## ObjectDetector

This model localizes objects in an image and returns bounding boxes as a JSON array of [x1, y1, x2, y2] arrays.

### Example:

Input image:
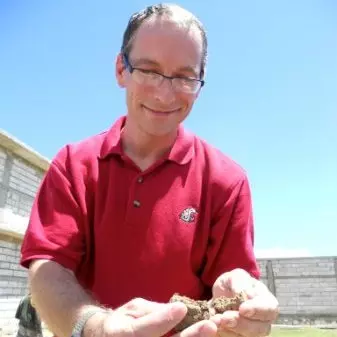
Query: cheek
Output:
[[125, 84, 141, 108], [127, 82, 153, 106], [178, 93, 196, 111]]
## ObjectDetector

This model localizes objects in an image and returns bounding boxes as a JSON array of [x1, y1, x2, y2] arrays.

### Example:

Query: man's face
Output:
[[116, 16, 204, 137]]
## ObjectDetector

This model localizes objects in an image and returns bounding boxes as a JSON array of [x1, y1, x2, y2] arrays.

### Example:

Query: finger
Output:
[[244, 279, 271, 299], [131, 302, 187, 337], [218, 311, 272, 337], [209, 315, 238, 337], [239, 295, 279, 321], [209, 316, 239, 337], [228, 269, 256, 296], [117, 298, 168, 318], [213, 269, 256, 298], [172, 320, 218, 337]]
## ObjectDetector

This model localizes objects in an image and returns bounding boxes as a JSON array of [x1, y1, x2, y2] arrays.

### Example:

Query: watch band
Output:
[[71, 308, 107, 337]]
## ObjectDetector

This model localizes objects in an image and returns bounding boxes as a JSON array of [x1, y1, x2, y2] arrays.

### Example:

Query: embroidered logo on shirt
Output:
[[180, 207, 198, 223]]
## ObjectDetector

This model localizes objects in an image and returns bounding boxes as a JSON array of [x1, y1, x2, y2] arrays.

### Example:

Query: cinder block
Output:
[[6, 256, 18, 263], [0, 241, 16, 249], [0, 269, 13, 276], [0, 262, 10, 269], [9, 263, 19, 270]]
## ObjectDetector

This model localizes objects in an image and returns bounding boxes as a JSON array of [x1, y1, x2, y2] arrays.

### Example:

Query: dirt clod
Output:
[[169, 294, 211, 331], [169, 292, 247, 332], [211, 292, 247, 314]]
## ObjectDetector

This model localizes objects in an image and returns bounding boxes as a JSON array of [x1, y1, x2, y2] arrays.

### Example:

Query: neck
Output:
[[121, 118, 178, 165]]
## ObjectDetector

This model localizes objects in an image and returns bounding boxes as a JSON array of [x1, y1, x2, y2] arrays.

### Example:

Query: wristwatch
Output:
[[71, 308, 107, 337]]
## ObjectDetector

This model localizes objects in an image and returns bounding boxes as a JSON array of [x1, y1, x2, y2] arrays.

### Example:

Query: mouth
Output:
[[142, 105, 180, 116]]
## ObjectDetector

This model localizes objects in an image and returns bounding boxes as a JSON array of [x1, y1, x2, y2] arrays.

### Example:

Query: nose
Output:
[[153, 77, 176, 105]]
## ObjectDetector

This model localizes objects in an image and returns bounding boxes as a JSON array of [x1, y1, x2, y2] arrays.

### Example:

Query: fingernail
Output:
[[244, 308, 255, 318], [222, 318, 237, 328]]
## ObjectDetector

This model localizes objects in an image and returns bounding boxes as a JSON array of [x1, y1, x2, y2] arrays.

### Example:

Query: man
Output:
[[20, 3, 279, 337]]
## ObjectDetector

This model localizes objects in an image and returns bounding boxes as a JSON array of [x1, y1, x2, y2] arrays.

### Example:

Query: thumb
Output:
[[132, 302, 187, 337], [212, 269, 256, 299]]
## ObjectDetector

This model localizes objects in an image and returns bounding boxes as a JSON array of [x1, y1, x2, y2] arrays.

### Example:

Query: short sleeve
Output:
[[201, 175, 260, 287], [20, 147, 86, 272]]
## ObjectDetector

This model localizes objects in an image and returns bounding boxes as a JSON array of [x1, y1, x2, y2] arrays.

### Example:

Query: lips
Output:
[[142, 105, 180, 115]]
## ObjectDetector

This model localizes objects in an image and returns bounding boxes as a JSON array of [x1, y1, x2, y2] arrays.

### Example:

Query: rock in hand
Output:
[[169, 292, 247, 332]]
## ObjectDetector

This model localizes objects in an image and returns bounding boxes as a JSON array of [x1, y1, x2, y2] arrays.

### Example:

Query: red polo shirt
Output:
[[20, 116, 260, 308]]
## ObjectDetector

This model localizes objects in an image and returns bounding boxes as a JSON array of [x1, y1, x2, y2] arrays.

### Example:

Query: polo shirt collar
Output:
[[167, 125, 194, 165], [99, 115, 194, 165], [99, 116, 125, 159]]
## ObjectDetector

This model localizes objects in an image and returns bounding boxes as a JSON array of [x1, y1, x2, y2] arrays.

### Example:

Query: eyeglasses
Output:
[[122, 54, 204, 94]]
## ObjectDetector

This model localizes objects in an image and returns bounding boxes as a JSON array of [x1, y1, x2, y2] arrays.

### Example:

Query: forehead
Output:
[[129, 15, 203, 71]]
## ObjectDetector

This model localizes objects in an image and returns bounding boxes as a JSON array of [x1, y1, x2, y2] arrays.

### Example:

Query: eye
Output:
[[176, 73, 198, 81], [181, 77, 195, 84], [177, 77, 196, 87], [138, 69, 160, 80]]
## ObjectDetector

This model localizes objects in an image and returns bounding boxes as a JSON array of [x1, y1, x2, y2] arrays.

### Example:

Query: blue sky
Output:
[[1, 1, 336, 257]]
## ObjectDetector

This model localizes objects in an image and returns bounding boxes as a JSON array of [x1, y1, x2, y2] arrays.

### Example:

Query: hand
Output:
[[211, 269, 279, 337], [85, 298, 219, 337]]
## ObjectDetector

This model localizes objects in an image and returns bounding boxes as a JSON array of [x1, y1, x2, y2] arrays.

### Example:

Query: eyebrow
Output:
[[132, 57, 199, 78], [132, 58, 160, 67]]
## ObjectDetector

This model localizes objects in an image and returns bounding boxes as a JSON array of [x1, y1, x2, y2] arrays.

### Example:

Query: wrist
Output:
[[82, 310, 108, 337], [72, 307, 109, 337]]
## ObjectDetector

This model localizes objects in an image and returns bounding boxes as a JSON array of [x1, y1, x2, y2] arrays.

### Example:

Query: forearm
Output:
[[28, 259, 104, 337]]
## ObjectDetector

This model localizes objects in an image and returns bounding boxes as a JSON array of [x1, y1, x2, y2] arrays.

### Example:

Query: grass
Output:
[[271, 327, 337, 337]]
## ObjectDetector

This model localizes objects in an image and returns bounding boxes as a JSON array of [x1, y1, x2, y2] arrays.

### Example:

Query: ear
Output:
[[115, 53, 127, 88]]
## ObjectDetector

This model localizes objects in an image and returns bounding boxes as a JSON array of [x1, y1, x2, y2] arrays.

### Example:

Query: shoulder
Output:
[[52, 116, 124, 172], [43, 129, 111, 195], [191, 132, 249, 189], [53, 130, 108, 169]]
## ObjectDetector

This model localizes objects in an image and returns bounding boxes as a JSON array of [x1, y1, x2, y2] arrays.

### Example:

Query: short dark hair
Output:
[[121, 3, 208, 79]]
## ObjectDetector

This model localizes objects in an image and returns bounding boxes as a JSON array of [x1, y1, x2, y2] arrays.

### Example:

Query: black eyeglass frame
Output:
[[122, 53, 205, 93]]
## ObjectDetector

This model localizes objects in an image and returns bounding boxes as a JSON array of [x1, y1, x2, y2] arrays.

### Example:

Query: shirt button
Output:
[[133, 200, 141, 208], [137, 176, 143, 183]]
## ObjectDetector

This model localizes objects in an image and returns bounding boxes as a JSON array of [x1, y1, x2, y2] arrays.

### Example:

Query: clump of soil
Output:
[[211, 292, 247, 314], [169, 294, 211, 331], [169, 292, 247, 332]]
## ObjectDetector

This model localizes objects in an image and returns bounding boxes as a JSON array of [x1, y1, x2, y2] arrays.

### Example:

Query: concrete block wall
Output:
[[0, 235, 28, 336], [257, 257, 337, 325], [0, 236, 28, 298], [0, 298, 22, 337], [0, 146, 44, 218], [0, 150, 8, 208], [0, 147, 36, 304], [0, 151, 6, 184], [0, 144, 44, 336], [0, 146, 43, 302]]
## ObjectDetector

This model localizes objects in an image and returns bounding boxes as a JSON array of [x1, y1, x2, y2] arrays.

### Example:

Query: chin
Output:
[[145, 125, 177, 138]]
